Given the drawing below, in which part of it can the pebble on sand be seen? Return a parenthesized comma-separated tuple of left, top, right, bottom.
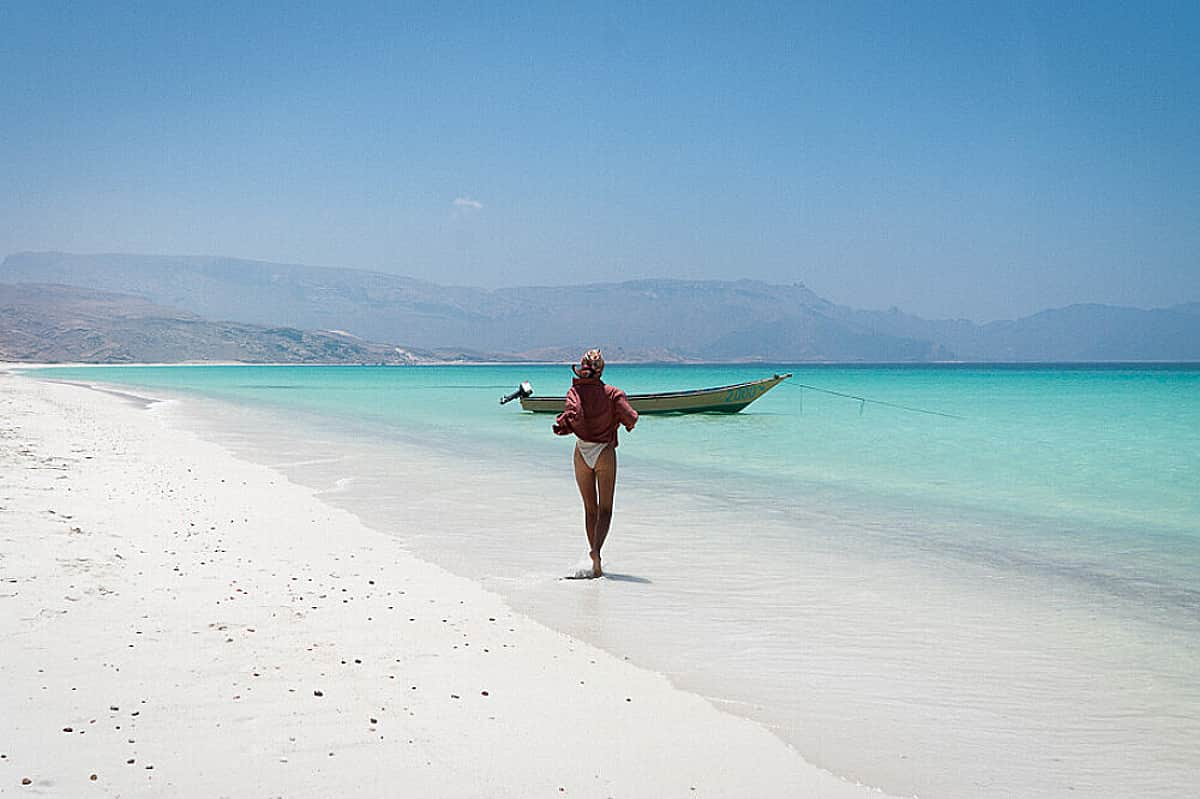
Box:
(314, 690, 324, 697)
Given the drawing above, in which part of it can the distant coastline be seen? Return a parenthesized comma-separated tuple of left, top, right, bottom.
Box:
(3, 252, 1199, 364)
(10, 359, 1200, 371)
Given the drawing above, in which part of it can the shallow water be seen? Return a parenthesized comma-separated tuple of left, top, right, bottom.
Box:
(37, 363, 1200, 797)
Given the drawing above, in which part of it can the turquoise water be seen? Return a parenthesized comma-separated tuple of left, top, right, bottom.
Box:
(35, 364, 1200, 797)
(43, 363, 1200, 534)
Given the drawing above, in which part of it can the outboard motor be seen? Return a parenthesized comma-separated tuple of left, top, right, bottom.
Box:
(499, 381, 534, 405)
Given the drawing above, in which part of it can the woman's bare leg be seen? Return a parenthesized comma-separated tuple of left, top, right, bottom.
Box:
(590, 447, 618, 576)
(573, 446, 599, 558)
(573, 445, 617, 577)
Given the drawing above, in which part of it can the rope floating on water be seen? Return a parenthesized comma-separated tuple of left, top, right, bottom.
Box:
(782, 381, 965, 420)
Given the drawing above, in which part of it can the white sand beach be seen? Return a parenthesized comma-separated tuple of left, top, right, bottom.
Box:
(0, 372, 886, 798)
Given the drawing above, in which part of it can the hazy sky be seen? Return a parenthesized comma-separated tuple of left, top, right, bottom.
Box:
(2, 2, 1197, 321)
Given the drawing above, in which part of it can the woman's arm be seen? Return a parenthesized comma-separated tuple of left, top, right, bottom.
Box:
(613, 389, 638, 431)
(552, 387, 580, 435)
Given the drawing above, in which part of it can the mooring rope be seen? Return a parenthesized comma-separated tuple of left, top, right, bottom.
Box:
(780, 380, 965, 420)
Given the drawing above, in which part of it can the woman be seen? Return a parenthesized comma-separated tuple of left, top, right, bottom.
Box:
(552, 349, 638, 578)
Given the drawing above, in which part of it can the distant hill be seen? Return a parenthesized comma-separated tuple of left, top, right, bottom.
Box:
(0, 252, 947, 361)
(826, 302, 1200, 361)
(2, 251, 1198, 362)
(0, 283, 431, 364)
(967, 304, 1200, 361)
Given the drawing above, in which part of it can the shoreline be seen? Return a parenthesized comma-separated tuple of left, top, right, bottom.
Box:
(9, 360, 1200, 372)
(0, 373, 883, 797)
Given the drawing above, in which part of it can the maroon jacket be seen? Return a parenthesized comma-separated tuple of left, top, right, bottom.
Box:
(552, 377, 638, 445)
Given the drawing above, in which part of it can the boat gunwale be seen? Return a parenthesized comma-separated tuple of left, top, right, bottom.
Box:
(525, 373, 791, 404)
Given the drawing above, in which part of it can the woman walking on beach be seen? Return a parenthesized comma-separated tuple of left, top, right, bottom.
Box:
(553, 349, 638, 578)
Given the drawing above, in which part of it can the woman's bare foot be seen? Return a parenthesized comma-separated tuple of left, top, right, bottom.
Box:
(590, 551, 603, 578)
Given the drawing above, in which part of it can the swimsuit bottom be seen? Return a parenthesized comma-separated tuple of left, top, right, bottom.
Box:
(575, 439, 609, 469)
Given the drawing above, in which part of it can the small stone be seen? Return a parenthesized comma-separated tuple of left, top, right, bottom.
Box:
(21, 777, 32, 785)
(62, 726, 73, 733)
(313, 690, 323, 697)
(145, 764, 153, 770)
(369, 717, 378, 724)
(126, 759, 134, 765)
(481, 691, 489, 697)
(89, 774, 98, 781)
(109, 706, 119, 711)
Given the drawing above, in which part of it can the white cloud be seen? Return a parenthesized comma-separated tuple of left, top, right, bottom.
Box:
(453, 197, 483, 210)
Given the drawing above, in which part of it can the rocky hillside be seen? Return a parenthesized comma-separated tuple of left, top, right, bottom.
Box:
(0, 253, 945, 361)
(3, 252, 1198, 362)
(0, 283, 429, 364)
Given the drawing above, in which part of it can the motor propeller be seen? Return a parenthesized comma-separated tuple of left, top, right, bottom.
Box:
(499, 381, 533, 405)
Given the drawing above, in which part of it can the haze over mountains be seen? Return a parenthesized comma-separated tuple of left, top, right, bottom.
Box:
(0, 283, 426, 365)
(2, 251, 1198, 363)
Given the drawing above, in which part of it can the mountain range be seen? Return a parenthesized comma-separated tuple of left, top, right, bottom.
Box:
(0, 283, 434, 364)
(2, 251, 1197, 363)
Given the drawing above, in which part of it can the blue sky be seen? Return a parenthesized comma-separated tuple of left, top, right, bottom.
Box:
(2, 1, 1196, 321)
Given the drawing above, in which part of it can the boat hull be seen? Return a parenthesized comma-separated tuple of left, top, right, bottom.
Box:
(518, 373, 791, 414)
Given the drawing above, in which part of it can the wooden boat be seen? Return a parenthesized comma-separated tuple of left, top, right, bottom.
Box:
(507, 373, 792, 415)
